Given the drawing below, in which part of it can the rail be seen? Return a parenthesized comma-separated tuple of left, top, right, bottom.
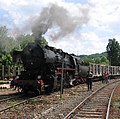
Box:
(64, 80, 120, 119)
(0, 95, 41, 113)
(105, 82, 120, 119)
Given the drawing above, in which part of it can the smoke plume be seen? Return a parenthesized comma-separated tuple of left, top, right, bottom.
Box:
(31, 3, 89, 40)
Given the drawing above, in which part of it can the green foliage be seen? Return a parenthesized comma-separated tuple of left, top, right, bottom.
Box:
(106, 38, 120, 65)
(40, 37, 48, 46)
(81, 55, 109, 65)
(2, 53, 12, 66)
(94, 57, 101, 64)
(100, 56, 109, 64)
(15, 34, 35, 50)
(0, 53, 13, 77)
(0, 26, 48, 78)
(82, 38, 120, 66)
(14, 34, 48, 50)
(82, 57, 95, 64)
(0, 26, 9, 51)
(0, 26, 17, 52)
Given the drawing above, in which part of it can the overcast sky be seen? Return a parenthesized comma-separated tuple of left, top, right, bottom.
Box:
(0, 0, 120, 55)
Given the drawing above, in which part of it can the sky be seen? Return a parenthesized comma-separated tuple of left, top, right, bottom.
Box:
(0, 0, 120, 55)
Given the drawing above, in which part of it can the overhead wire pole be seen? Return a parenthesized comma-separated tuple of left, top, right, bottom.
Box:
(60, 58, 64, 99)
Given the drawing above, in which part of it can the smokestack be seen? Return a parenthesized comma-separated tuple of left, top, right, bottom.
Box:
(34, 34, 42, 45)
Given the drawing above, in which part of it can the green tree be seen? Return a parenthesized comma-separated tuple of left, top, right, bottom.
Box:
(0, 26, 16, 78)
(82, 55, 109, 65)
(0, 26, 8, 51)
(1, 52, 13, 78)
(94, 57, 101, 64)
(100, 56, 109, 65)
(15, 34, 48, 50)
(15, 34, 35, 50)
(106, 38, 120, 65)
(0, 26, 15, 52)
(2, 53, 12, 66)
(82, 57, 95, 64)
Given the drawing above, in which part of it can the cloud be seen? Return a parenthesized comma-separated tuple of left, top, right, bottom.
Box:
(0, 0, 63, 27)
(0, 0, 120, 55)
(48, 32, 107, 55)
(88, 0, 120, 30)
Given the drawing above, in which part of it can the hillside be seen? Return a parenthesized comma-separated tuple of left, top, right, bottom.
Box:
(79, 52, 107, 59)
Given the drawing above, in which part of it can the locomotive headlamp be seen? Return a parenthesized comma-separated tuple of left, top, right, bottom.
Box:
(15, 76, 19, 79)
(37, 75, 41, 79)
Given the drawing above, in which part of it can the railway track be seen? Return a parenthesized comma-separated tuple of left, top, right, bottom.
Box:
(108, 82, 120, 118)
(64, 80, 120, 119)
(0, 94, 26, 113)
(0, 93, 41, 114)
(0, 94, 22, 103)
(0, 79, 119, 118)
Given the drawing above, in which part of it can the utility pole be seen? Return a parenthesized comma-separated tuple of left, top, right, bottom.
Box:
(60, 58, 64, 99)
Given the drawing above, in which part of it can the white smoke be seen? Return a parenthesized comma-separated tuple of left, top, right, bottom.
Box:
(31, 3, 89, 40)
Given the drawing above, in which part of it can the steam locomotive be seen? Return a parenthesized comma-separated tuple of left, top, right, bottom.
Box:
(11, 41, 120, 95)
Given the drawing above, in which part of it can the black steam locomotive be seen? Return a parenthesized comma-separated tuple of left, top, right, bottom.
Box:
(11, 42, 83, 94)
(11, 40, 120, 95)
(11, 40, 89, 95)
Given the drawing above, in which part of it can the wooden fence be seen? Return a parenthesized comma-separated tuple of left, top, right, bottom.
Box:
(0, 65, 22, 80)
